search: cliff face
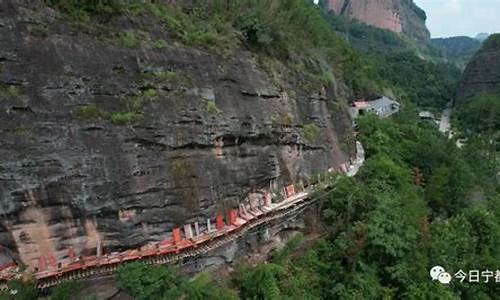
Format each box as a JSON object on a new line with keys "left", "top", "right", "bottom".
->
{"left": 327, "top": 0, "right": 430, "bottom": 42}
{"left": 0, "top": 2, "right": 353, "bottom": 270}
{"left": 457, "top": 34, "right": 500, "bottom": 102}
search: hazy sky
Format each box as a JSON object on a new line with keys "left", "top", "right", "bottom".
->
{"left": 415, "top": 0, "right": 500, "bottom": 38}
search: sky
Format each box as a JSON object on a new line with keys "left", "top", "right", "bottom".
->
{"left": 414, "top": 0, "right": 500, "bottom": 38}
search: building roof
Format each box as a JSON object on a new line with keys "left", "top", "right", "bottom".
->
{"left": 353, "top": 101, "right": 370, "bottom": 109}
{"left": 368, "top": 96, "right": 399, "bottom": 111}
{"left": 354, "top": 97, "right": 399, "bottom": 110}
{"left": 419, "top": 111, "right": 436, "bottom": 119}
{"left": 351, "top": 96, "right": 399, "bottom": 119}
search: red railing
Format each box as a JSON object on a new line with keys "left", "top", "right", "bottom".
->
{"left": 0, "top": 185, "right": 307, "bottom": 290}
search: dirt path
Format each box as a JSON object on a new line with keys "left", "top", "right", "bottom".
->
{"left": 439, "top": 102, "right": 453, "bottom": 136}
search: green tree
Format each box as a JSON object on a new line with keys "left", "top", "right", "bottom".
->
{"left": 237, "top": 263, "right": 285, "bottom": 300}
{"left": 0, "top": 280, "right": 38, "bottom": 300}
{"left": 49, "top": 281, "right": 82, "bottom": 300}
{"left": 116, "top": 262, "right": 185, "bottom": 300}
{"left": 185, "top": 272, "right": 237, "bottom": 300}
{"left": 403, "top": 282, "right": 459, "bottom": 300}
{"left": 425, "top": 165, "right": 451, "bottom": 215}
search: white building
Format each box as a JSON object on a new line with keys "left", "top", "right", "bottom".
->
{"left": 349, "top": 96, "right": 400, "bottom": 120}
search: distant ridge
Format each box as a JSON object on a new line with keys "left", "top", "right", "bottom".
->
{"left": 475, "top": 33, "right": 490, "bottom": 42}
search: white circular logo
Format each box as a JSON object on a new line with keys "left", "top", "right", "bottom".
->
{"left": 438, "top": 272, "right": 452, "bottom": 284}
{"left": 430, "top": 265, "right": 446, "bottom": 280}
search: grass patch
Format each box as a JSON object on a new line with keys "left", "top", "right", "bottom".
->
{"left": 303, "top": 123, "right": 320, "bottom": 142}
{"left": 28, "top": 24, "right": 49, "bottom": 38}
{"left": 47, "top": 0, "right": 137, "bottom": 23}
{"left": 145, "top": 70, "right": 176, "bottom": 80}
{"left": 118, "top": 31, "right": 143, "bottom": 48}
{"left": 74, "top": 99, "right": 145, "bottom": 125}
{"left": 0, "top": 85, "right": 22, "bottom": 99}
{"left": 110, "top": 111, "right": 142, "bottom": 125}
{"left": 73, "top": 105, "right": 106, "bottom": 121}
{"left": 320, "top": 71, "right": 335, "bottom": 85}
{"left": 126, "top": 95, "right": 144, "bottom": 112}
{"left": 154, "top": 70, "right": 176, "bottom": 79}
{"left": 111, "top": 90, "right": 159, "bottom": 125}
{"left": 147, "top": 4, "right": 223, "bottom": 48}
{"left": 152, "top": 39, "right": 168, "bottom": 49}
{"left": 207, "top": 100, "right": 221, "bottom": 115}
{"left": 142, "top": 88, "right": 157, "bottom": 99}
{"left": 272, "top": 112, "right": 294, "bottom": 126}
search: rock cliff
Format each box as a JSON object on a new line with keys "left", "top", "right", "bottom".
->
{"left": 457, "top": 34, "right": 500, "bottom": 102}
{"left": 326, "top": 0, "right": 430, "bottom": 42}
{"left": 0, "top": 1, "right": 354, "bottom": 270}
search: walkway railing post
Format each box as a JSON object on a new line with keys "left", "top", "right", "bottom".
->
{"left": 184, "top": 224, "right": 194, "bottom": 240}
{"left": 194, "top": 222, "right": 200, "bottom": 237}
{"left": 207, "top": 219, "right": 212, "bottom": 232}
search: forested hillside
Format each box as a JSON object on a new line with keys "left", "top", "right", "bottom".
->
{"left": 456, "top": 34, "right": 500, "bottom": 165}
{"left": 316, "top": 9, "right": 462, "bottom": 110}
{"left": 224, "top": 111, "right": 499, "bottom": 299}
{"left": 431, "top": 36, "right": 482, "bottom": 69}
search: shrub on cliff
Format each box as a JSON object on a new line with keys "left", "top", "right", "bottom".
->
{"left": 457, "top": 91, "right": 500, "bottom": 133}
{"left": 207, "top": 100, "right": 222, "bottom": 115}
{"left": 116, "top": 262, "right": 185, "bottom": 300}
{"left": 49, "top": 281, "right": 82, "bottom": 300}
{"left": 237, "top": 263, "right": 285, "bottom": 300}
{"left": 47, "top": 0, "right": 130, "bottom": 21}
{"left": 235, "top": 11, "right": 274, "bottom": 49}
{"left": 480, "top": 33, "right": 500, "bottom": 52}
{"left": 110, "top": 111, "right": 142, "bottom": 125}
{"left": 0, "top": 280, "right": 38, "bottom": 300}
{"left": 0, "top": 85, "right": 22, "bottom": 100}
{"left": 116, "top": 262, "right": 236, "bottom": 300}
{"left": 304, "top": 123, "right": 320, "bottom": 142}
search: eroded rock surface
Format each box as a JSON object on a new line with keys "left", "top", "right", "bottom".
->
{"left": 0, "top": 1, "right": 354, "bottom": 270}
{"left": 457, "top": 34, "right": 500, "bottom": 102}
{"left": 327, "top": 0, "right": 430, "bottom": 42}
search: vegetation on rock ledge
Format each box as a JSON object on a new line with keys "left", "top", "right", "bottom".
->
{"left": 116, "top": 262, "right": 237, "bottom": 300}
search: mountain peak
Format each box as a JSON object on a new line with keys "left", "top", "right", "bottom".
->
{"left": 458, "top": 33, "right": 500, "bottom": 102}
{"left": 475, "top": 32, "right": 490, "bottom": 42}
{"left": 325, "top": 0, "right": 430, "bottom": 42}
